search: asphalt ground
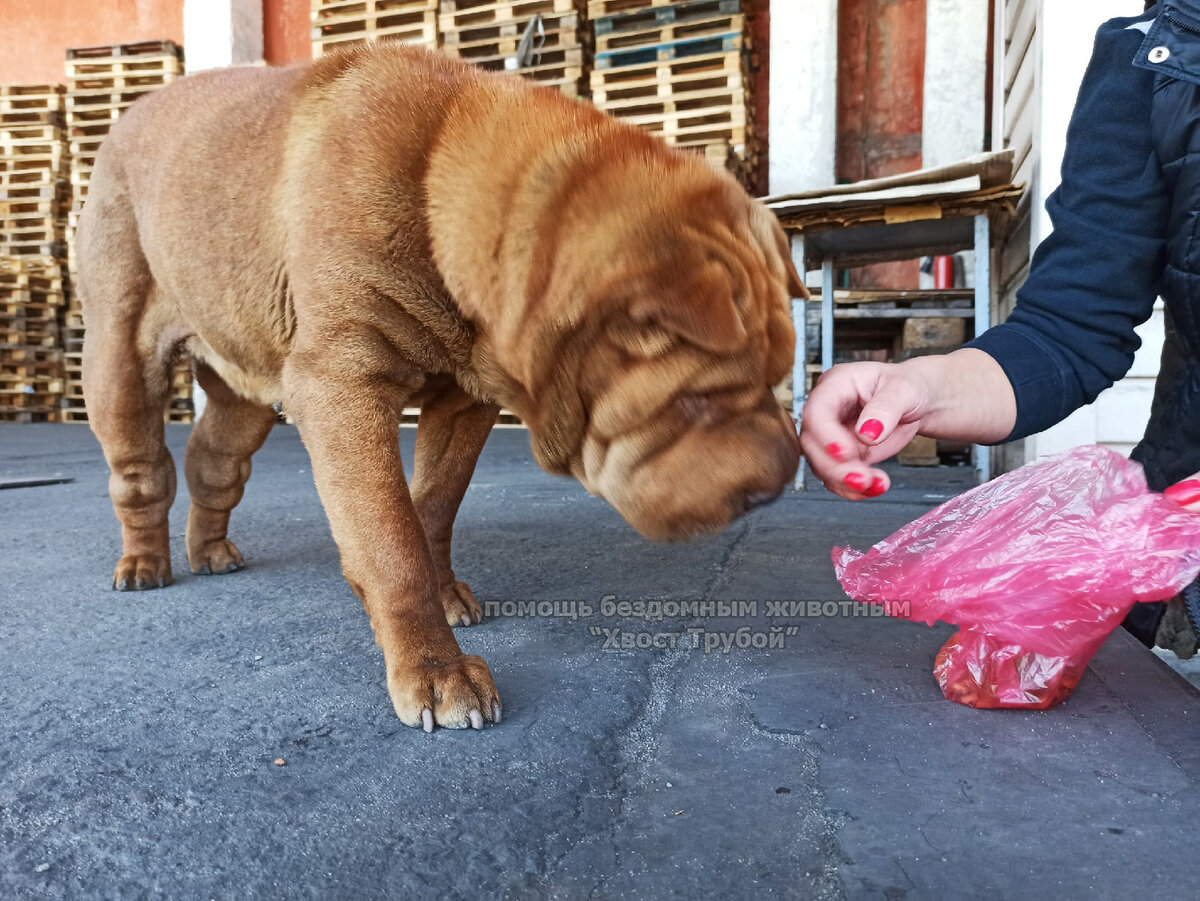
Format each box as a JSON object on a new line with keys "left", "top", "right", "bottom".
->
{"left": 2, "top": 422, "right": 1199, "bottom": 899}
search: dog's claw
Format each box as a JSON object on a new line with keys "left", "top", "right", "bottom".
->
{"left": 198, "top": 564, "right": 212, "bottom": 575}
{"left": 114, "top": 578, "right": 128, "bottom": 591}
{"left": 421, "top": 708, "right": 434, "bottom": 733}
{"left": 492, "top": 701, "right": 502, "bottom": 724}
{"left": 460, "top": 614, "right": 471, "bottom": 627}
{"left": 226, "top": 562, "right": 238, "bottom": 573}
{"left": 469, "top": 709, "right": 484, "bottom": 730}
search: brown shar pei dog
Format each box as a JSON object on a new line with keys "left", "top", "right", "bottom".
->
{"left": 78, "top": 45, "right": 805, "bottom": 732}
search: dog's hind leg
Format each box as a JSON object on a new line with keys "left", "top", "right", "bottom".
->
{"left": 410, "top": 385, "right": 499, "bottom": 627}
{"left": 79, "top": 201, "right": 177, "bottom": 591}
{"left": 184, "top": 363, "right": 277, "bottom": 575}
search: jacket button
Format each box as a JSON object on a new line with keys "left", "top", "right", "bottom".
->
{"left": 1149, "top": 46, "right": 1171, "bottom": 63}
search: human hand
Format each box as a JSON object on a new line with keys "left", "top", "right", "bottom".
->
{"left": 1164, "top": 474, "right": 1200, "bottom": 511}
{"left": 799, "top": 363, "right": 928, "bottom": 500}
{"left": 799, "top": 349, "right": 1017, "bottom": 500}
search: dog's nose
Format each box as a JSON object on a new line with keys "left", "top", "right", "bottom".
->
{"left": 743, "top": 489, "right": 782, "bottom": 513}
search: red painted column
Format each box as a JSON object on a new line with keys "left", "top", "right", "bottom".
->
{"left": 263, "top": 0, "right": 312, "bottom": 66}
{"left": 836, "top": 0, "right": 927, "bottom": 288}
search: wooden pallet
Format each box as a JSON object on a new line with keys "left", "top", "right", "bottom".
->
{"left": 442, "top": 10, "right": 584, "bottom": 45}
{"left": 1, "top": 196, "right": 71, "bottom": 219}
{"left": 590, "top": 52, "right": 744, "bottom": 104}
{"left": 595, "top": 30, "right": 745, "bottom": 69}
{"left": 594, "top": 0, "right": 738, "bottom": 33}
{"left": 315, "top": 0, "right": 438, "bottom": 23}
{"left": 60, "top": 401, "right": 89, "bottom": 422}
{"left": 0, "top": 239, "right": 67, "bottom": 257}
{"left": 453, "top": 42, "right": 586, "bottom": 72}
{"left": 0, "top": 373, "right": 64, "bottom": 392}
{"left": 443, "top": 16, "right": 587, "bottom": 65}
{"left": 0, "top": 124, "right": 63, "bottom": 143}
{"left": 0, "top": 170, "right": 67, "bottom": 190}
{"left": 66, "top": 71, "right": 180, "bottom": 93}
{"left": 66, "top": 84, "right": 177, "bottom": 111}
{"left": 0, "top": 406, "right": 60, "bottom": 422}
{"left": 438, "top": 0, "right": 582, "bottom": 29}
{"left": 0, "top": 183, "right": 71, "bottom": 203}
{"left": 514, "top": 65, "right": 587, "bottom": 96}
{"left": 0, "top": 86, "right": 65, "bottom": 116}
{"left": 0, "top": 110, "right": 65, "bottom": 130}
{"left": 66, "top": 40, "right": 183, "bottom": 64}
{"left": 313, "top": 7, "right": 440, "bottom": 51}
{"left": 596, "top": 12, "right": 744, "bottom": 54}
{"left": 588, "top": 0, "right": 686, "bottom": 15}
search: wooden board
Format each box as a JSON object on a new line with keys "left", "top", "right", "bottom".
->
{"left": 589, "top": 0, "right": 693, "bottom": 16}
{"left": 439, "top": 0, "right": 582, "bottom": 29}
{"left": 595, "top": 31, "right": 746, "bottom": 70}
{"left": 313, "top": 8, "right": 439, "bottom": 48}
{"left": 595, "top": 13, "right": 745, "bottom": 55}
{"left": 66, "top": 40, "right": 183, "bottom": 62}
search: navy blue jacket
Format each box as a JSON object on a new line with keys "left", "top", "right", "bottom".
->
{"left": 969, "top": 3, "right": 1200, "bottom": 491}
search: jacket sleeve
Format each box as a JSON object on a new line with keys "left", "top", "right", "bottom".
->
{"left": 968, "top": 14, "right": 1169, "bottom": 442}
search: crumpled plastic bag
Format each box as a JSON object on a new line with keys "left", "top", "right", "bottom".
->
{"left": 833, "top": 445, "right": 1200, "bottom": 709}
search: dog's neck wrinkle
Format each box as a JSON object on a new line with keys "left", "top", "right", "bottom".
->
{"left": 269, "top": 261, "right": 297, "bottom": 348}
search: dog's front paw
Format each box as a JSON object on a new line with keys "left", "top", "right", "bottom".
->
{"left": 441, "top": 580, "right": 483, "bottom": 627}
{"left": 387, "top": 653, "right": 502, "bottom": 731}
{"left": 113, "top": 555, "right": 173, "bottom": 590}
{"left": 189, "top": 538, "right": 245, "bottom": 575}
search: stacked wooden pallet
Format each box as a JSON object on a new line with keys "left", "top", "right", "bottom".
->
{"left": 589, "top": 0, "right": 755, "bottom": 186}
{"left": 313, "top": 0, "right": 440, "bottom": 55}
{"left": 65, "top": 40, "right": 183, "bottom": 203}
{"left": 1, "top": 85, "right": 69, "bottom": 422}
{"left": 62, "top": 39, "right": 191, "bottom": 424}
{"left": 440, "top": 0, "right": 590, "bottom": 98}
{"left": 0, "top": 84, "right": 69, "bottom": 261}
{"left": 0, "top": 259, "right": 65, "bottom": 422}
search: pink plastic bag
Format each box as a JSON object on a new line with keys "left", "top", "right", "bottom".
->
{"left": 834, "top": 445, "right": 1200, "bottom": 709}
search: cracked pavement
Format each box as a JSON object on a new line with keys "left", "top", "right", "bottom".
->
{"left": 2, "top": 423, "right": 1199, "bottom": 899}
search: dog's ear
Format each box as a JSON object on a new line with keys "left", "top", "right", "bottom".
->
{"left": 753, "top": 205, "right": 808, "bottom": 299}
{"left": 631, "top": 260, "right": 747, "bottom": 354}
{"left": 782, "top": 246, "right": 808, "bottom": 300}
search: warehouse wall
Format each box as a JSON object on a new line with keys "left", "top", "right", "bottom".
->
{"left": 0, "top": 0, "right": 185, "bottom": 84}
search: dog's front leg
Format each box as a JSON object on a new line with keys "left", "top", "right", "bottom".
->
{"left": 285, "top": 360, "right": 500, "bottom": 731}
{"left": 411, "top": 385, "right": 499, "bottom": 628}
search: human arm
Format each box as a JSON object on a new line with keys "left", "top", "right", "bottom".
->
{"left": 800, "top": 10, "right": 1167, "bottom": 498}
{"left": 799, "top": 350, "right": 1016, "bottom": 499}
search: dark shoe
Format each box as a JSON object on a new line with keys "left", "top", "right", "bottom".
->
{"left": 1154, "top": 580, "right": 1200, "bottom": 660}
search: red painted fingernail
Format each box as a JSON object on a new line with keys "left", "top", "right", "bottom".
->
{"left": 1165, "top": 479, "right": 1200, "bottom": 505}
{"left": 859, "top": 419, "right": 884, "bottom": 441}
{"left": 826, "top": 442, "right": 846, "bottom": 461}
{"left": 865, "top": 477, "right": 888, "bottom": 498}
{"left": 844, "top": 472, "right": 867, "bottom": 491}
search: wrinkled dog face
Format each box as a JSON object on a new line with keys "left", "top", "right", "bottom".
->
{"left": 547, "top": 191, "right": 806, "bottom": 541}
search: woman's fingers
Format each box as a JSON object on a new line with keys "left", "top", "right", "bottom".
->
{"left": 800, "top": 362, "right": 928, "bottom": 498}
{"left": 1164, "top": 475, "right": 1200, "bottom": 512}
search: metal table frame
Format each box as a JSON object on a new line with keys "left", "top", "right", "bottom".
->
{"left": 787, "top": 213, "right": 993, "bottom": 488}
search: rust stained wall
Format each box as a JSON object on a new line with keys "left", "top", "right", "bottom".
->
{"left": 837, "top": 0, "right": 925, "bottom": 182}
{"left": 264, "top": 0, "right": 312, "bottom": 65}
{"left": 837, "top": 0, "right": 926, "bottom": 288}
{"left": 0, "top": 0, "right": 184, "bottom": 85}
